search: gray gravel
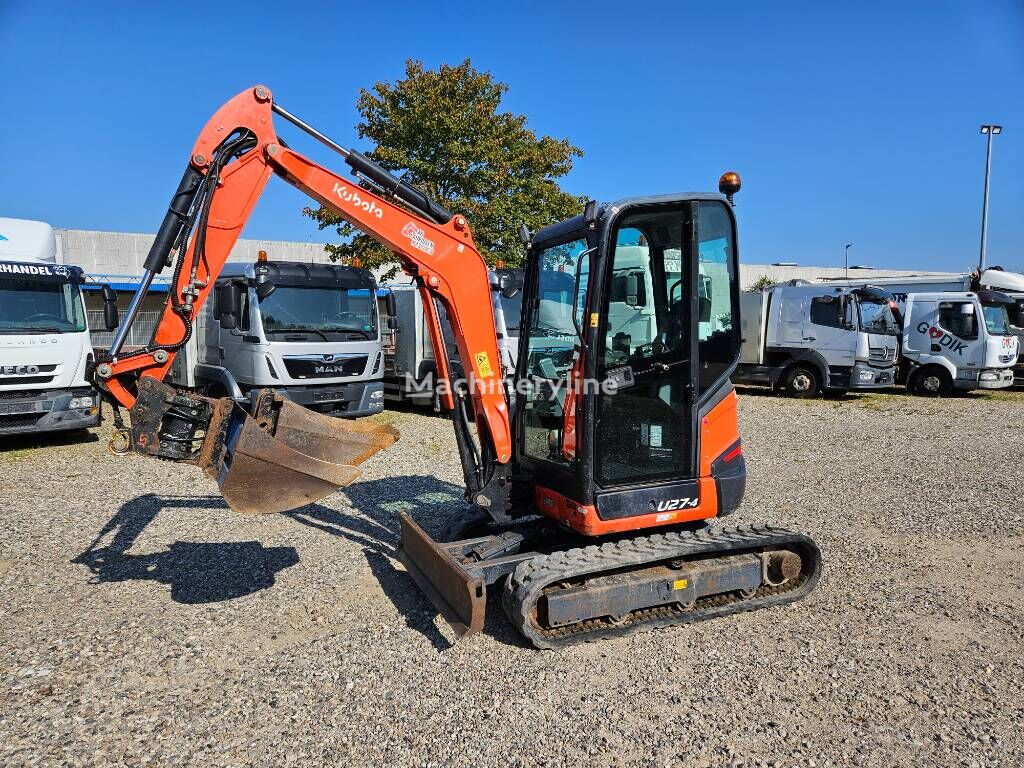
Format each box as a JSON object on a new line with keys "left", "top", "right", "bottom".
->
{"left": 2, "top": 390, "right": 1023, "bottom": 767}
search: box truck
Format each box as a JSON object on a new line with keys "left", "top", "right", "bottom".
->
{"left": 734, "top": 282, "right": 899, "bottom": 397}
{"left": 897, "top": 290, "right": 1017, "bottom": 395}
{"left": 0, "top": 217, "right": 106, "bottom": 435}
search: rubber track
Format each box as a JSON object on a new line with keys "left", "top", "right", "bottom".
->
{"left": 501, "top": 524, "right": 822, "bottom": 649}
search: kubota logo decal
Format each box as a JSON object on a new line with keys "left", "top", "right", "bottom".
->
{"left": 332, "top": 183, "right": 383, "bottom": 219}
{"left": 917, "top": 322, "right": 967, "bottom": 355}
{"left": 402, "top": 222, "right": 435, "bottom": 255}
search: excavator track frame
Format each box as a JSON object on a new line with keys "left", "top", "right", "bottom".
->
{"left": 501, "top": 525, "right": 821, "bottom": 649}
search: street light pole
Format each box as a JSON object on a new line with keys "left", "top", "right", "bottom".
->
{"left": 978, "top": 124, "right": 1002, "bottom": 272}
{"left": 844, "top": 243, "right": 853, "bottom": 278}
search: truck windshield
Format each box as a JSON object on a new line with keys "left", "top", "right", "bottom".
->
{"left": 0, "top": 278, "right": 87, "bottom": 333}
{"left": 259, "top": 286, "right": 377, "bottom": 335}
{"left": 857, "top": 299, "right": 898, "bottom": 335}
{"left": 501, "top": 290, "right": 523, "bottom": 334}
{"left": 982, "top": 302, "right": 1011, "bottom": 335}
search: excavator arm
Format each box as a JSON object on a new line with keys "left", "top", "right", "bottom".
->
{"left": 96, "top": 85, "right": 512, "bottom": 515}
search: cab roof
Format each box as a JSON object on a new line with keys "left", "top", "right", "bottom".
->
{"left": 532, "top": 193, "right": 730, "bottom": 247}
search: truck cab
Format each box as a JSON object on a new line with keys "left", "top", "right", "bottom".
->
{"left": 734, "top": 282, "right": 899, "bottom": 397}
{"left": 169, "top": 259, "right": 385, "bottom": 417}
{"left": 0, "top": 218, "right": 101, "bottom": 435}
{"left": 900, "top": 291, "right": 1018, "bottom": 394}
{"left": 382, "top": 267, "right": 525, "bottom": 407}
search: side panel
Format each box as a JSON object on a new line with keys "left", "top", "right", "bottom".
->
{"left": 738, "top": 291, "right": 768, "bottom": 365}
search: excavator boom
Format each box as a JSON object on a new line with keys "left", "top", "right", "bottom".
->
{"left": 96, "top": 86, "right": 511, "bottom": 513}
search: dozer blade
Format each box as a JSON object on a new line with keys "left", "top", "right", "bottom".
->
{"left": 202, "top": 393, "right": 398, "bottom": 515}
{"left": 397, "top": 512, "right": 486, "bottom": 638}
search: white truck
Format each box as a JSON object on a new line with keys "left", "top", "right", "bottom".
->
{"left": 382, "top": 268, "right": 523, "bottom": 407}
{"left": 733, "top": 282, "right": 899, "bottom": 397}
{"left": 0, "top": 217, "right": 108, "bottom": 436}
{"left": 894, "top": 290, "right": 1017, "bottom": 395}
{"left": 825, "top": 270, "right": 1024, "bottom": 385}
{"left": 168, "top": 257, "right": 386, "bottom": 418}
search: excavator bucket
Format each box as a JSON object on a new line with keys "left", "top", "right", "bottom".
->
{"left": 200, "top": 390, "right": 398, "bottom": 514}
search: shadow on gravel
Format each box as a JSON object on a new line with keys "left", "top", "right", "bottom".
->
{"left": 1, "top": 428, "right": 99, "bottom": 452}
{"left": 73, "top": 493, "right": 299, "bottom": 603}
{"left": 285, "top": 475, "right": 477, "bottom": 651}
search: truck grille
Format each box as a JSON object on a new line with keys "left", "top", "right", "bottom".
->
{"left": 868, "top": 346, "right": 894, "bottom": 362}
{"left": 0, "top": 413, "right": 41, "bottom": 430}
{"left": 282, "top": 355, "right": 368, "bottom": 380}
{"left": 0, "top": 375, "right": 55, "bottom": 385}
{"left": 0, "top": 390, "right": 34, "bottom": 401}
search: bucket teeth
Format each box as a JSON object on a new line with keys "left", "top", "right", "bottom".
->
{"left": 203, "top": 394, "right": 398, "bottom": 514}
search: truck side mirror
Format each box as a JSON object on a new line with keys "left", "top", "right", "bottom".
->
{"left": 698, "top": 296, "right": 712, "bottom": 323}
{"left": 625, "top": 274, "right": 640, "bottom": 307}
{"left": 100, "top": 284, "right": 120, "bottom": 331}
{"left": 217, "top": 282, "right": 242, "bottom": 330}
{"left": 255, "top": 280, "right": 276, "bottom": 301}
{"left": 384, "top": 291, "right": 397, "bottom": 318}
{"left": 387, "top": 316, "right": 398, "bottom": 331}
{"left": 497, "top": 273, "right": 520, "bottom": 299}
{"left": 254, "top": 263, "right": 276, "bottom": 301}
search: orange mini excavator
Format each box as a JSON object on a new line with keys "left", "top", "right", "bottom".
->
{"left": 93, "top": 86, "right": 820, "bottom": 647}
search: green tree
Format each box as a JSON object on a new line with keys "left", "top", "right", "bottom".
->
{"left": 745, "top": 274, "right": 775, "bottom": 292}
{"left": 305, "top": 59, "right": 584, "bottom": 276}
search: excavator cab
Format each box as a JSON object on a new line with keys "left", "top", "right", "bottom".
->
{"left": 513, "top": 195, "right": 745, "bottom": 534}
{"left": 399, "top": 189, "right": 818, "bottom": 647}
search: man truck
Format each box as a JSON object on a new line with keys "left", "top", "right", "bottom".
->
{"left": 734, "top": 282, "right": 899, "bottom": 397}
{"left": 167, "top": 255, "right": 386, "bottom": 417}
{"left": 0, "top": 217, "right": 107, "bottom": 436}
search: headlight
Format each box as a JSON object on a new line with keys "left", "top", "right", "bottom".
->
{"left": 370, "top": 389, "right": 384, "bottom": 399}
{"left": 979, "top": 371, "right": 997, "bottom": 381}
{"left": 69, "top": 395, "right": 96, "bottom": 408}
{"left": 858, "top": 371, "right": 874, "bottom": 380}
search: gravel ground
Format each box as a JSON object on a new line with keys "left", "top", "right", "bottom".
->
{"left": 2, "top": 389, "right": 1023, "bottom": 767}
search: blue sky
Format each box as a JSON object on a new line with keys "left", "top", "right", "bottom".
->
{"left": 1, "top": 1, "right": 1021, "bottom": 272}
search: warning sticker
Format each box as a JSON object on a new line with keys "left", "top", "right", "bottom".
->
{"left": 474, "top": 351, "right": 494, "bottom": 378}
{"left": 590, "top": 312, "right": 599, "bottom": 328}
{"left": 673, "top": 579, "right": 689, "bottom": 591}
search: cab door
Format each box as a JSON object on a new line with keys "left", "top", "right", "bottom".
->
{"left": 592, "top": 201, "right": 739, "bottom": 492}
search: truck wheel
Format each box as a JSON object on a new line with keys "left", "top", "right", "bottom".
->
{"left": 782, "top": 365, "right": 820, "bottom": 398}
{"left": 912, "top": 367, "right": 953, "bottom": 397}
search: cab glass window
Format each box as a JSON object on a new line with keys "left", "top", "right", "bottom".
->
{"left": 938, "top": 301, "right": 978, "bottom": 340}
{"left": 809, "top": 296, "right": 842, "bottom": 328}
{"left": 520, "top": 238, "right": 588, "bottom": 465}
{"left": 696, "top": 201, "right": 739, "bottom": 393}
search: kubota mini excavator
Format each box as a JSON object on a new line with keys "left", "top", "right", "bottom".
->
{"left": 93, "top": 86, "right": 821, "bottom": 648}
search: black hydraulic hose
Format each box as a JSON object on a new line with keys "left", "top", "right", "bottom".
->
{"left": 345, "top": 150, "right": 454, "bottom": 225}
{"left": 117, "top": 132, "right": 257, "bottom": 360}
